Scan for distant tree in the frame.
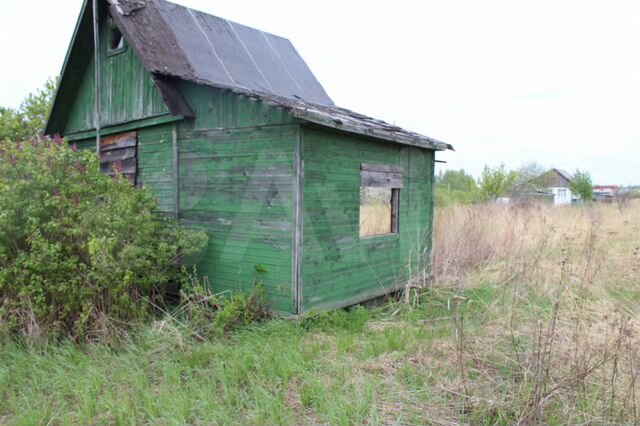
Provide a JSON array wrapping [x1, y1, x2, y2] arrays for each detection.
[[0, 78, 57, 142], [437, 169, 478, 192], [435, 169, 480, 205], [510, 162, 553, 196], [478, 164, 517, 201], [570, 169, 594, 202]]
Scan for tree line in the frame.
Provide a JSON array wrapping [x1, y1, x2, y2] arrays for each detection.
[[435, 163, 599, 205]]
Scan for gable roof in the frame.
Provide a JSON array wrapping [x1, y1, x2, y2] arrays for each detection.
[[46, 0, 453, 151], [548, 168, 573, 188], [554, 169, 572, 182], [108, 0, 333, 106]]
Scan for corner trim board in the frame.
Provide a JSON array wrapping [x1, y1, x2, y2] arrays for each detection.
[[292, 126, 303, 314]]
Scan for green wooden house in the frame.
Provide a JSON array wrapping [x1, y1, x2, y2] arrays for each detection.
[[45, 0, 453, 314]]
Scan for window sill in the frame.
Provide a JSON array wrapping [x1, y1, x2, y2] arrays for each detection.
[[107, 46, 127, 57], [359, 232, 400, 241]]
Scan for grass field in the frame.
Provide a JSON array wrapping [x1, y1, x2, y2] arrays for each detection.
[[1, 201, 639, 425]]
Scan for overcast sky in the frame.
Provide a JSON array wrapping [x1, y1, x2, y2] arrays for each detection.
[[1, 0, 638, 184]]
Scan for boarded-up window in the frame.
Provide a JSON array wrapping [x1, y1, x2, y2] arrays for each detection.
[[359, 164, 403, 237], [99, 131, 137, 184]]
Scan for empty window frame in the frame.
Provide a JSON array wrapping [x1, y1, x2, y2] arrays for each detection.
[[99, 131, 138, 185], [108, 17, 126, 55], [359, 163, 403, 237]]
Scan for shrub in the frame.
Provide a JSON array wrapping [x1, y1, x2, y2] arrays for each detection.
[[0, 138, 208, 340], [176, 266, 271, 339], [570, 169, 594, 202], [478, 163, 517, 201]]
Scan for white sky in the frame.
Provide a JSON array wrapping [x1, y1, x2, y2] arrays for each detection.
[[1, 0, 638, 184]]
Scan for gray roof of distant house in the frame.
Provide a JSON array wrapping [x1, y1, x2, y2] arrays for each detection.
[[554, 169, 573, 182], [548, 168, 573, 187]]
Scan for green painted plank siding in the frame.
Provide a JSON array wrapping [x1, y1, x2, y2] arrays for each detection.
[[178, 125, 298, 313], [68, 125, 176, 216], [177, 82, 297, 130], [63, 13, 168, 135], [301, 127, 434, 311], [138, 124, 176, 216]]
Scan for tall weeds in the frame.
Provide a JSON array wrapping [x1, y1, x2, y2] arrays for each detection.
[[429, 201, 640, 424]]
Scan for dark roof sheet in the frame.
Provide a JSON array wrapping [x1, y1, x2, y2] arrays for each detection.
[[108, 0, 334, 106]]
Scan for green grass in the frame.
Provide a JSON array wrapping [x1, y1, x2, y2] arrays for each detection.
[[2, 202, 640, 425], [0, 284, 608, 425], [0, 294, 484, 426]]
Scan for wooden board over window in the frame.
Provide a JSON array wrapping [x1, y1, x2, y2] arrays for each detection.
[[99, 131, 138, 184], [360, 163, 404, 189]]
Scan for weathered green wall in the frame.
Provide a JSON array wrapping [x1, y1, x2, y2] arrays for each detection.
[[63, 59, 436, 314], [68, 124, 176, 216], [137, 124, 176, 215], [176, 84, 299, 313], [301, 127, 434, 311], [63, 13, 169, 135]]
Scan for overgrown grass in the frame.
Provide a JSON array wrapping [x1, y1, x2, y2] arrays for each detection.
[[1, 201, 639, 425]]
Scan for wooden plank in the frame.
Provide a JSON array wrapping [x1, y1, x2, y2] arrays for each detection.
[[67, 114, 182, 141], [101, 157, 137, 175], [361, 163, 404, 174], [99, 146, 136, 163], [361, 170, 404, 188]]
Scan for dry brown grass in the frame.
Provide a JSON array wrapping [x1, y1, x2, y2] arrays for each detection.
[[426, 200, 640, 424], [360, 202, 392, 237]]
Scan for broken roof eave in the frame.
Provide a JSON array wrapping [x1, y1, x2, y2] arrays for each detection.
[[205, 84, 453, 151], [154, 73, 455, 151], [145, 70, 453, 150], [291, 110, 453, 151]]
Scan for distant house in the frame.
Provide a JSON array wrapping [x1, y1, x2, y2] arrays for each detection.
[[545, 169, 574, 205], [593, 185, 619, 203], [594, 185, 619, 196], [44, 0, 453, 314]]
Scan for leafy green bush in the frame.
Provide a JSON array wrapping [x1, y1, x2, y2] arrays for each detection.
[[0, 138, 207, 340]]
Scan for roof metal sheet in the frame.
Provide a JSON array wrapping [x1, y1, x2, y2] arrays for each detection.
[[111, 0, 334, 105]]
